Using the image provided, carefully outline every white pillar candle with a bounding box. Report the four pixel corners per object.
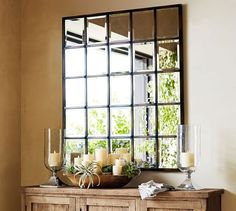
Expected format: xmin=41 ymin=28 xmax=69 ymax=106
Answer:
xmin=120 ymin=153 xmax=131 ymax=162
xmin=180 ymin=152 xmax=195 ymax=167
xmin=116 ymin=148 xmax=128 ymax=154
xmin=95 ymin=148 xmax=108 ymax=167
xmin=49 ymin=150 xmax=60 ymax=167
xmin=110 ymin=153 xmax=120 ymax=165
xmin=115 ymin=159 xmax=125 ymax=167
xmin=112 ymin=165 xmax=122 ymax=176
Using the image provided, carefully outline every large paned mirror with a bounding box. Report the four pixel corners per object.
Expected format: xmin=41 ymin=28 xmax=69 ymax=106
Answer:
xmin=62 ymin=4 xmax=184 ymax=170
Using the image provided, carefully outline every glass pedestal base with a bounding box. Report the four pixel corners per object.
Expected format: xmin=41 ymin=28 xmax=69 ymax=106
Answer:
xmin=40 ymin=170 xmax=61 ymax=187
xmin=177 ymin=170 xmax=196 ymax=190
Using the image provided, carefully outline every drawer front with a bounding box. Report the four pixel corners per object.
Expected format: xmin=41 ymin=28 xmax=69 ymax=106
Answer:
xmin=81 ymin=197 xmax=136 ymax=211
xmin=146 ymin=200 xmax=204 ymax=211
xmin=25 ymin=196 xmax=76 ymax=211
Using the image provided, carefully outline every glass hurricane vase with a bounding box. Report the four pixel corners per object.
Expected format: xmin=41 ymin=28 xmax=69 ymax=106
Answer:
xmin=177 ymin=124 xmax=201 ymax=190
xmin=41 ymin=128 xmax=64 ymax=187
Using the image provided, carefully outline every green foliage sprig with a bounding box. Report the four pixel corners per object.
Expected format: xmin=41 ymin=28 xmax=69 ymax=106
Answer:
xmin=102 ymin=165 xmax=112 ymax=173
xmin=122 ymin=162 xmax=140 ymax=179
xmin=66 ymin=165 xmax=77 ymax=174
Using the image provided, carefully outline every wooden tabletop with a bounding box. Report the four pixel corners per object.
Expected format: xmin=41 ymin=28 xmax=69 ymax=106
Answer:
xmin=22 ymin=186 xmax=224 ymax=199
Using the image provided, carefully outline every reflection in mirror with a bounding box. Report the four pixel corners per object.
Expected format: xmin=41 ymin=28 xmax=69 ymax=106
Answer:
xmin=158 ymin=40 xmax=180 ymax=70
xmin=87 ymin=15 xmax=107 ymax=43
xmin=87 ymin=77 xmax=108 ymax=106
xmin=158 ymin=72 xmax=180 ymax=103
xmin=65 ymin=78 xmax=85 ymax=107
xmin=63 ymin=5 xmax=184 ymax=170
xmin=65 ymin=48 xmax=85 ymax=77
xmin=109 ymin=13 xmax=130 ymax=42
xmin=111 ymin=139 xmax=131 ymax=153
xmin=65 ymin=139 xmax=85 ymax=162
xmin=111 ymin=107 xmax=131 ymax=136
xmin=87 ymin=46 xmax=107 ymax=75
xmin=134 ymin=74 xmax=156 ymax=104
xmin=111 ymin=75 xmax=131 ymax=105
xmin=133 ymin=42 xmax=155 ymax=72
xmin=134 ymin=106 xmax=156 ymax=136
xmin=65 ymin=18 xmax=84 ymax=47
xmin=156 ymin=7 xmax=179 ymax=39
xmin=134 ymin=138 xmax=156 ymax=168
xmin=133 ymin=10 xmax=154 ymax=41
xmin=110 ymin=44 xmax=130 ymax=73
xmin=65 ymin=109 xmax=85 ymax=137
xmin=159 ymin=137 xmax=177 ymax=168
xmin=158 ymin=105 xmax=180 ymax=136
xmin=88 ymin=108 xmax=108 ymax=137
xmin=88 ymin=139 xmax=108 ymax=154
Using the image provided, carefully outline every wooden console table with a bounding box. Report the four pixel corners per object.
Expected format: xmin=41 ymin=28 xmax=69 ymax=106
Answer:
xmin=22 ymin=187 xmax=223 ymax=211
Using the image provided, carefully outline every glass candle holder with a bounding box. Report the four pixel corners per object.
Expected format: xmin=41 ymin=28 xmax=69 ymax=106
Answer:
xmin=177 ymin=124 xmax=201 ymax=190
xmin=42 ymin=128 xmax=64 ymax=187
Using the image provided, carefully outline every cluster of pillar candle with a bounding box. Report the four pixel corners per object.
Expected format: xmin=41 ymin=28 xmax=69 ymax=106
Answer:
xmin=73 ymin=147 xmax=131 ymax=176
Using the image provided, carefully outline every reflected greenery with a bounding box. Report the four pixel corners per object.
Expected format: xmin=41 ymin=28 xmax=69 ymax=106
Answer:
xmin=159 ymin=138 xmax=177 ymax=168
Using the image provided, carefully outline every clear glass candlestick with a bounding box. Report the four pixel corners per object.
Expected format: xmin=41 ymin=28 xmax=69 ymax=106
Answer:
xmin=41 ymin=128 xmax=64 ymax=187
xmin=177 ymin=124 xmax=200 ymax=190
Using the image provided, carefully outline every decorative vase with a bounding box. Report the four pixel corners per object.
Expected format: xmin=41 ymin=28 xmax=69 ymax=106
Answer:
xmin=41 ymin=128 xmax=64 ymax=187
xmin=177 ymin=124 xmax=201 ymax=190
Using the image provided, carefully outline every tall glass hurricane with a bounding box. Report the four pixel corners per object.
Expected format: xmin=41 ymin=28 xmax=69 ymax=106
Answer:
xmin=177 ymin=124 xmax=201 ymax=190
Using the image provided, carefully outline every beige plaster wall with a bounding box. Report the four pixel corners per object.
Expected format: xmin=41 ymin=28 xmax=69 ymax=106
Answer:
xmin=0 ymin=0 xmax=21 ymax=210
xmin=21 ymin=0 xmax=236 ymax=210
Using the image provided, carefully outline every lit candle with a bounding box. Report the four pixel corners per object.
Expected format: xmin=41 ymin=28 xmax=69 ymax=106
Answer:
xmin=116 ymin=148 xmax=128 ymax=154
xmin=112 ymin=165 xmax=122 ymax=176
xmin=180 ymin=152 xmax=195 ymax=167
xmin=49 ymin=150 xmax=60 ymax=167
xmin=115 ymin=158 xmax=125 ymax=167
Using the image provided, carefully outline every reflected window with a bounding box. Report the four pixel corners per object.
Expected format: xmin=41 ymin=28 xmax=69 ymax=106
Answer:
xmin=63 ymin=4 xmax=184 ymax=170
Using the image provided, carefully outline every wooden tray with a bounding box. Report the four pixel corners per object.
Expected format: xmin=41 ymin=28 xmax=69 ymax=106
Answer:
xmin=64 ymin=173 xmax=131 ymax=188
